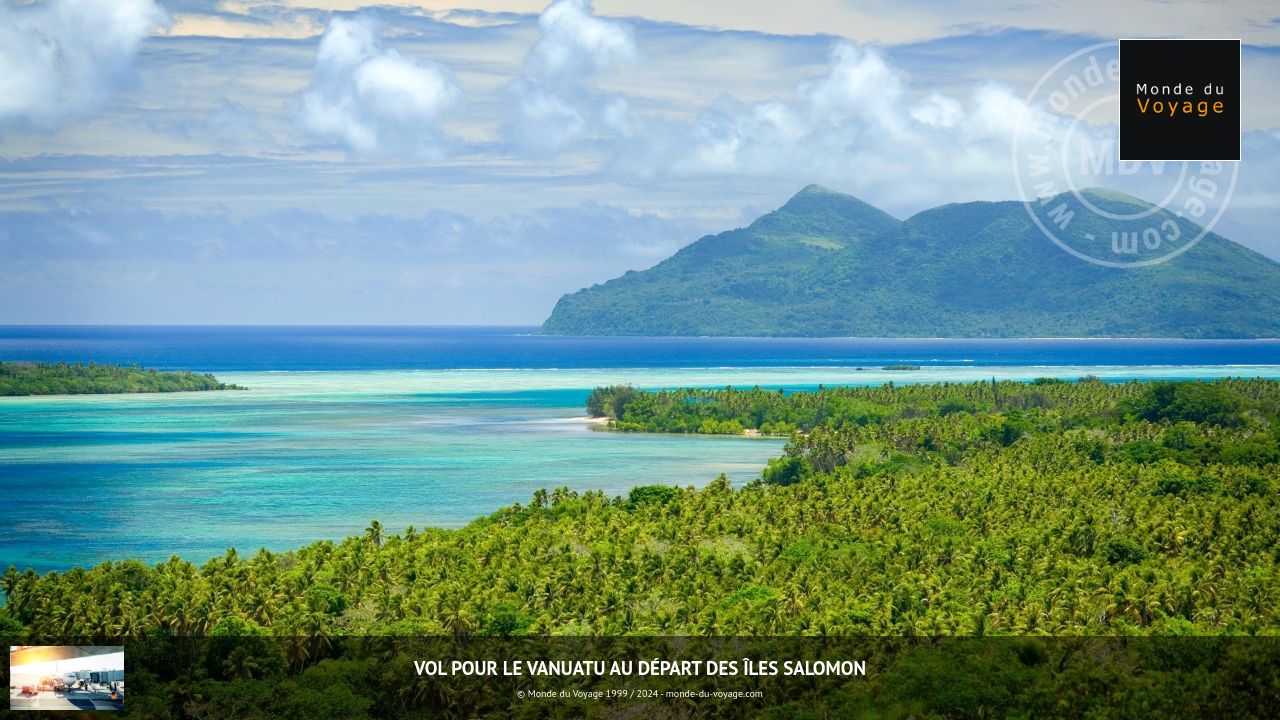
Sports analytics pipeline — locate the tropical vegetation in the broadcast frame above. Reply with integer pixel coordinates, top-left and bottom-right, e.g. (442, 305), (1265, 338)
(0, 361), (244, 396)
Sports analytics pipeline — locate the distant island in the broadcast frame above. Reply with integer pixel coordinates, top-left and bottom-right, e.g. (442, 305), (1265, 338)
(542, 185), (1280, 338)
(0, 361), (245, 396)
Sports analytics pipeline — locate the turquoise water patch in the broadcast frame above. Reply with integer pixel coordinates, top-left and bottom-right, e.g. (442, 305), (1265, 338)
(0, 375), (783, 572)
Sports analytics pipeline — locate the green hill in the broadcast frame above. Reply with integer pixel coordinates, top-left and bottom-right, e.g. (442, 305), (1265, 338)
(541, 185), (1280, 337)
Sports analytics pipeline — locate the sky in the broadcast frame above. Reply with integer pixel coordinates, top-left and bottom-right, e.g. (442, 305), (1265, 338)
(2, 0), (1279, 324)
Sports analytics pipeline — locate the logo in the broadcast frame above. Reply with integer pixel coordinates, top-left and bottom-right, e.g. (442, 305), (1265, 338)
(1119, 39), (1241, 161)
(1012, 41), (1239, 268)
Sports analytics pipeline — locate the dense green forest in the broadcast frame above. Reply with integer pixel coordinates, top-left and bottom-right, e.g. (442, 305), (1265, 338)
(0, 361), (244, 396)
(541, 185), (1280, 337)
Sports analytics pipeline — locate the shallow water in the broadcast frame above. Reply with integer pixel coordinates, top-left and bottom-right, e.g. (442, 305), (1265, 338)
(0, 376), (785, 572)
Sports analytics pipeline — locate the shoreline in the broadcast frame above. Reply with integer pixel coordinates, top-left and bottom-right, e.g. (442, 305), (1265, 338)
(567, 415), (779, 438)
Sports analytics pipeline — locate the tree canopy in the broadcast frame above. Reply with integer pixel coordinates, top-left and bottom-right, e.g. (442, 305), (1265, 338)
(0, 361), (244, 396)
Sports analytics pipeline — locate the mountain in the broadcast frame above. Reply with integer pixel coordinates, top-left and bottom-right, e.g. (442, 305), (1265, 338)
(541, 185), (1280, 338)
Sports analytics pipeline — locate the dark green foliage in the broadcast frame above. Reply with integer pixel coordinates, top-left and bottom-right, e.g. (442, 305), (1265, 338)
(0, 608), (24, 634)
(480, 601), (535, 638)
(1216, 434), (1280, 466)
(307, 585), (350, 616)
(591, 379), (1280, 478)
(585, 386), (609, 417)
(938, 398), (976, 416)
(1225, 470), (1271, 497)
(1124, 381), (1250, 427)
(591, 378), (1079, 436)
(760, 456), (805, 486)
(0, 360), (244, 395)
(1154, 473), (1220, 497)
(585, 384), (638, 418)
(542, 186), (1280, 337)
(210, 616), (271, 637)
(1118, 439), (1169, 464)
(627, 484), (678, 506)
(984, 416), (1030, 446)
(206, 617), (285, 681)
(1102, 537), (1148, 566)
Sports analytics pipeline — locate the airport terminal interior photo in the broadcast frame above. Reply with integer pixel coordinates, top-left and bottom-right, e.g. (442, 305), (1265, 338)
(8, 645), (124, 712)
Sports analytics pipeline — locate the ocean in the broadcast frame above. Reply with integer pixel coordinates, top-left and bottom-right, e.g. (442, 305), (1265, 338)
(3, 326), (1280, 573)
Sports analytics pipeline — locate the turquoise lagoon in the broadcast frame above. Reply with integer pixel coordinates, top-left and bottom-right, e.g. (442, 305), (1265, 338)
(5, 363), (1280, 572)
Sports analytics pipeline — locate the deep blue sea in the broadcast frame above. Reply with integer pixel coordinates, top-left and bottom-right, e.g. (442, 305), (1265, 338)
(5, 325), (1280, 370)
(3, 326), (1280, 574)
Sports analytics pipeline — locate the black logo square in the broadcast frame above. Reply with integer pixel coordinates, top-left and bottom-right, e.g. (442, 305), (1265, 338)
(1119, 39), (1240, 161)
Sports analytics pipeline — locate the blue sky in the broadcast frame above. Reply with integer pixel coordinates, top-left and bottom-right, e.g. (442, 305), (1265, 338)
(2, 0), (1279, 324)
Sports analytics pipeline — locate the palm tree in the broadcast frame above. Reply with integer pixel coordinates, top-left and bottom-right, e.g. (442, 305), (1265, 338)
(223, 646), (264, 680)
(366, 520), (386, 548)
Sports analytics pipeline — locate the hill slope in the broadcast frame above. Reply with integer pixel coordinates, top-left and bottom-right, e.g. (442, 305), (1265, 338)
(540, 186), (1280, 338)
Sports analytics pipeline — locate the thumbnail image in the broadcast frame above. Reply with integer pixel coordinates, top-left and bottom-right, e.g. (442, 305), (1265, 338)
(8, 646), (124, 712)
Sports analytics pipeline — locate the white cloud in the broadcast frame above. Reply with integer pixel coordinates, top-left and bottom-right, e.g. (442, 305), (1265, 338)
(802, 44), (907, 138)
(524, 0), (635, 86)
(299, 15), (462, 156)
(504, 0), (635, 153)
(595, 42), (1037, 211)
(0, 0), (167, 128)
(910, 95), (962, 129)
